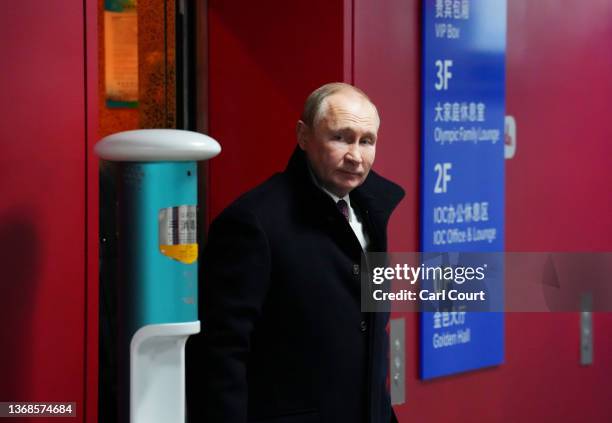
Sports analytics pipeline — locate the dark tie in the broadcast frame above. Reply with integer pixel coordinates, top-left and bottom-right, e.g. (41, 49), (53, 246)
(336, 199), (349, 221)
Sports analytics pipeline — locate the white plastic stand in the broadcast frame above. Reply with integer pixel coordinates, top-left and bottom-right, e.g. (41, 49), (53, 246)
(130, 322), (200, 423)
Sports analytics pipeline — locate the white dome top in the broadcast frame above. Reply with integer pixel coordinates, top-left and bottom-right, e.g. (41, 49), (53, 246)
(94, 129), (221, 162)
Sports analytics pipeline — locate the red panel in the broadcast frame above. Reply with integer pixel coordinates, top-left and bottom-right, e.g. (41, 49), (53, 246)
(0, 1), (86, 421)
(207, 0), (346, 220)
(85, 0), (100, 422)
(354, 0), (612, 422)
(502, 0), (612, 420)
(505, 0), (612, 251)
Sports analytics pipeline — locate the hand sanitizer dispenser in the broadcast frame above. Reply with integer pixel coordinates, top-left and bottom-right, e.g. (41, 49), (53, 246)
(95, 129), (220, 423)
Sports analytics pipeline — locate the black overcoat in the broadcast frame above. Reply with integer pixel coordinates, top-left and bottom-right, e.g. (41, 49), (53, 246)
(187, 147), (404, 423)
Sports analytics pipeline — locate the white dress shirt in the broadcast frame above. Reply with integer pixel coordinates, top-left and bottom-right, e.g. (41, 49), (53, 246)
(317, 184), (370, 252)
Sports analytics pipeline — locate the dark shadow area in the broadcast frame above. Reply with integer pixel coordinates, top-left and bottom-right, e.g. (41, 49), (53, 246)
(98, 161), (119, 423)
(0, 209), (40, 401)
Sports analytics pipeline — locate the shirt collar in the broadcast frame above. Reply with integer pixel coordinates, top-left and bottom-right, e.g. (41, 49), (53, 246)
(320, 185), (350, 206)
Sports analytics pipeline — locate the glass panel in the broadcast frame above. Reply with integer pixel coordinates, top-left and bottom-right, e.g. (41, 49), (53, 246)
(99, 0), (176, 137)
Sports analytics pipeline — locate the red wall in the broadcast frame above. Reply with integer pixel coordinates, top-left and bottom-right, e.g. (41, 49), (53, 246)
(206, 0), (348, 218)
(0, 1), (99, 421)
(505, 0), (612, 251)
(355, 0), (612, 422)
(0, 0), (91, 421)
(208, 0), (612, 422)
(502, 1), (612, 421)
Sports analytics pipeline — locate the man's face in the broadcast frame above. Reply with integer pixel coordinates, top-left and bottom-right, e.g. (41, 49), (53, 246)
(297, 91), (379, 198)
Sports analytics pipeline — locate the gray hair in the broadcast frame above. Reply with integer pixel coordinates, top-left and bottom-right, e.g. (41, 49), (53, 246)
(300, 82), (377, 127)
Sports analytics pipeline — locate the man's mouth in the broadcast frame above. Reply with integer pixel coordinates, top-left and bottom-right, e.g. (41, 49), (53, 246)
(338, 169), (362, 177)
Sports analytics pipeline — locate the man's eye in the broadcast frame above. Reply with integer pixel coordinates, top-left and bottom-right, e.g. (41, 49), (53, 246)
(332, 134), (342, 140)
(360, 139), (373, 145)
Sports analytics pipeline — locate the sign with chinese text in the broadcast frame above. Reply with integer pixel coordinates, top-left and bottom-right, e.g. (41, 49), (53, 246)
(420, 0), (506, 379)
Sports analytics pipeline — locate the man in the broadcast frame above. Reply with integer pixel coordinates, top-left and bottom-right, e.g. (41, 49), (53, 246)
(187, 83), (404, 423)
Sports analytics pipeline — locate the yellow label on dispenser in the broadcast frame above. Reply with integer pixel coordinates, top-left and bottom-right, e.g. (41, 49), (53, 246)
(159, 243), (198, 264)
(158, 205), (198, 264)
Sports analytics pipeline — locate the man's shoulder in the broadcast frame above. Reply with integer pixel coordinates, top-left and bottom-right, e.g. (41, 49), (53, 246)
(214, 171), (296, 224)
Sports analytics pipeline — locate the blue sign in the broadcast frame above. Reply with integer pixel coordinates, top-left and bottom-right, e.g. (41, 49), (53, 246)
(420, 0), (506, 379)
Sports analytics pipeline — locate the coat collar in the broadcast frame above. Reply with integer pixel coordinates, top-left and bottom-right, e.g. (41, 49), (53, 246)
(285, 146), (405, 219)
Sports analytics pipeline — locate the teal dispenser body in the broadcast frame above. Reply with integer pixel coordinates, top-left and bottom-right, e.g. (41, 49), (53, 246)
(122, 161), (198, 328)
(95, 129), (220, 423)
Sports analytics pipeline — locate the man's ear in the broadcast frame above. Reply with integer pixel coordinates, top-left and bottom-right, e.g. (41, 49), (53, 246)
(296, 120), (308, 150)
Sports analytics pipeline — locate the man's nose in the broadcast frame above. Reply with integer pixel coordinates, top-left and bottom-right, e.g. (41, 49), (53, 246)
(345, 143), (363, 164)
